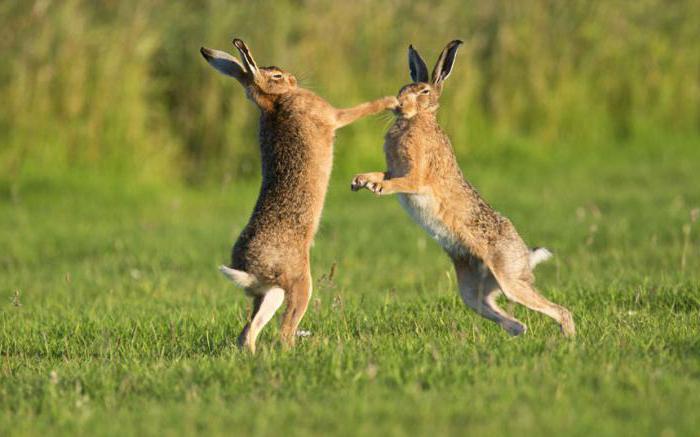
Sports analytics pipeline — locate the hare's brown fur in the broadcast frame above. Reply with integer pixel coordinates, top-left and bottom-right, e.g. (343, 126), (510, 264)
(352, 41), (575, 337)
(202, 39), (397, 352)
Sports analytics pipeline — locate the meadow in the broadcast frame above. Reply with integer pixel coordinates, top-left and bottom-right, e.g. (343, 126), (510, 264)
(2, 138), (700, 435)
(1, 0), (700, 435)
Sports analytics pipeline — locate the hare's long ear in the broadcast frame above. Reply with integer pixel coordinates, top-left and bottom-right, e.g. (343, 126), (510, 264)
(232, 38), (259, 77)
(431, 40), (463, 89)
(408, 45), (429, 83)
(200, 47), (247, 82)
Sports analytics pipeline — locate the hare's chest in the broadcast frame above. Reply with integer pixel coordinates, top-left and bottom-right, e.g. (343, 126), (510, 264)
(398, 193), (465, 256)
(384, 140), (415, 176)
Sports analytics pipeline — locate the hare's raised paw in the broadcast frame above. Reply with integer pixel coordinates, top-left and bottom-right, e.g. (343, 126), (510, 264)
(351, 174), (374, 191)
(351, 172), (387, 193)
(365, 181), (385, 195)
(383, 96), (400, 110)
(350, 175), (366, 191)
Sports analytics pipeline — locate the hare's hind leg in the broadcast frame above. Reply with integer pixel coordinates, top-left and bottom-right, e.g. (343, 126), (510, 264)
(279, 265), (312, 347)
(238, 287), (285, 353)
(489, 263), (575, 337)
(454, 257), (527, 336)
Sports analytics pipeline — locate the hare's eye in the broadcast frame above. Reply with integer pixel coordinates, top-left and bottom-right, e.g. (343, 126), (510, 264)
(272, 73), (283, 80)
(420, 89), (430, 95)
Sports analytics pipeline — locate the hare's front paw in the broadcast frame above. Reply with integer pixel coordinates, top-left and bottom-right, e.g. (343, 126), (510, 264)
(351, 174), (371, 191)
(364, 181), (385, 195)
(383, 96), (399, 110)
(351, 173), (386, 194)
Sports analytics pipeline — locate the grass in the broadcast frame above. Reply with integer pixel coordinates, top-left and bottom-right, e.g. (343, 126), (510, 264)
(3, 0), (699, 181)
(1, 139), (700, 436)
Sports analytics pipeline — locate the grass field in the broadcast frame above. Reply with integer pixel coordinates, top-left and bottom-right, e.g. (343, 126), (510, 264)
(2, 138), (700, 436)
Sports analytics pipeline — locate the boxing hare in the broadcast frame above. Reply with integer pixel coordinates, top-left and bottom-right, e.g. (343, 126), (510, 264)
(351, 40), (575, 337)
(201, 39), (397, 352)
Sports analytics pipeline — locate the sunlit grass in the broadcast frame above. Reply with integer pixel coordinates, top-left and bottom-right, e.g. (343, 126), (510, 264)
(1, 141), (699, 435)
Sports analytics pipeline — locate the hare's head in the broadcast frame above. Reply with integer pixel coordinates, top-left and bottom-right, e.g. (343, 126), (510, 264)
(394, 40), (463, 119)
(201, 39), (297, 108)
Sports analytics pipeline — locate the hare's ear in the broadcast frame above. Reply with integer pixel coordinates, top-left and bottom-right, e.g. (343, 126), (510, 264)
(200, 47), (247, 82)
(431, 40), (463, 89)
(408, 45), (429, 83)
(232, 38), (259, 77)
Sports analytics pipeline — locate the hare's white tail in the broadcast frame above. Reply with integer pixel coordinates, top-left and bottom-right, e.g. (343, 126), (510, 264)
(529, 247), (553, 269)
(219, 265), (259, 289)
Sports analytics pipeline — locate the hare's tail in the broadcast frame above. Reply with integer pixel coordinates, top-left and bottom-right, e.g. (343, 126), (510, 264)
(529, 247), (553, 269)
(219, 265), (259, 289)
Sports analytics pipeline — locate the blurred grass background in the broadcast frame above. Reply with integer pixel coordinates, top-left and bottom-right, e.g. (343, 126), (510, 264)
(1, 0), (698, 184)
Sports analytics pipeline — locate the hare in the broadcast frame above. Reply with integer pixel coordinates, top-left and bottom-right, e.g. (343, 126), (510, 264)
(201, 38), (397, 352)
(351, 41), (575, 337)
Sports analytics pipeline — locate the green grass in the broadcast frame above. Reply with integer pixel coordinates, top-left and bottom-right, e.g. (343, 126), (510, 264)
(3, 0), (699, 181)
(2, 141), (700, 436)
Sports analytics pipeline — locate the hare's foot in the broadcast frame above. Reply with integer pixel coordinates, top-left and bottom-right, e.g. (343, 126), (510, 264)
(351, 172), (385, 191)
(501, 319), (527, 336)
(237, 288), (285, 354)
(365, 181), (385, 195)
(279, 269), (312, 348)
(489, 267), (576, 339)
(559, 308), (576, 337)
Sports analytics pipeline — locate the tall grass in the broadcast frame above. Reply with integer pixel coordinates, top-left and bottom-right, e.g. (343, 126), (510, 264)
(1, 0), (698, 183)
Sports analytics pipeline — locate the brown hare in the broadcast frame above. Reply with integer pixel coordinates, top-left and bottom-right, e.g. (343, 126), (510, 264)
(351, 40), (575, 337)
(201, 39), (398, 353)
